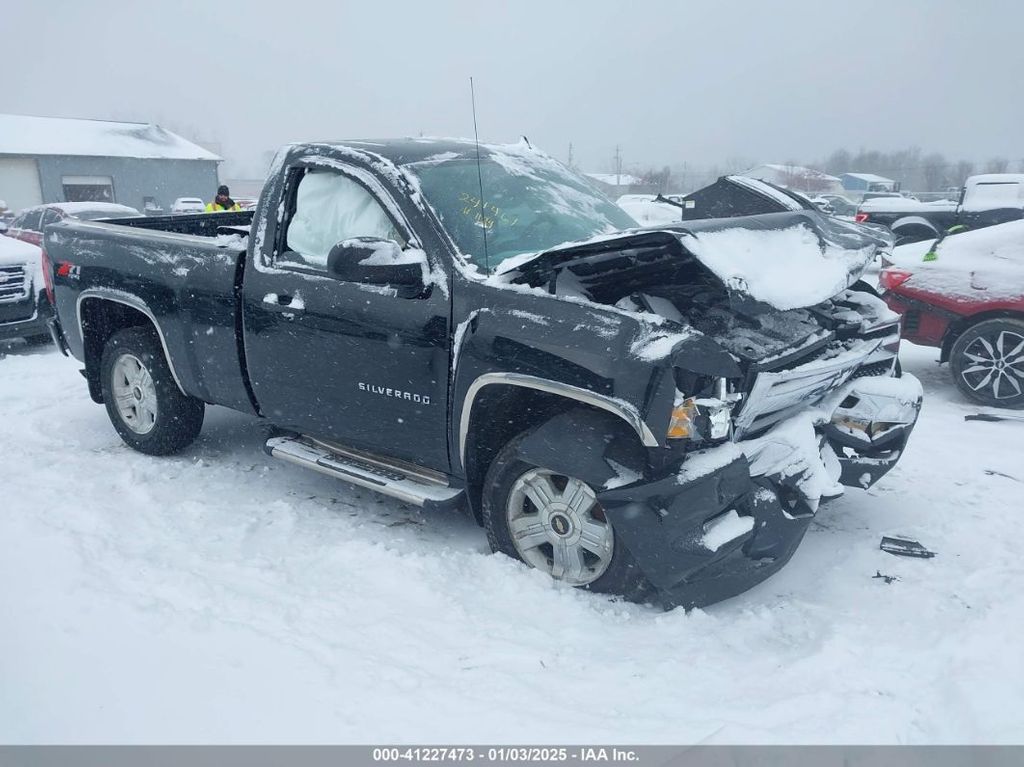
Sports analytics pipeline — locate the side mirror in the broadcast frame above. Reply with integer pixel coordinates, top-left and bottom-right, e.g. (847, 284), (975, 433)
(326, 237), (426, 296)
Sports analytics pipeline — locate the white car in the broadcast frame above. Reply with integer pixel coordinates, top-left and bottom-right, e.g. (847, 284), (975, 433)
(171, 197), (206, 214)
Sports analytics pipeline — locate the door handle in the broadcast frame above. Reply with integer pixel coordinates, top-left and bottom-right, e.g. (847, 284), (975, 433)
(262, 293), (304, 315)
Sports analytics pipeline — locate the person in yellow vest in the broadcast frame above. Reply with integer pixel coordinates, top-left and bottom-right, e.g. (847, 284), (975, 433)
(205, 185), (241, 212)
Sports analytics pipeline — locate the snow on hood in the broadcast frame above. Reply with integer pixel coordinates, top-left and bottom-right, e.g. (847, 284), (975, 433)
(0, 235), (41, 267)
(892, 218), (1024, 266)
(511, 211), (891, 312)
(0, 235), (43, 296)
(677, 212), (887, 310)
(890, 219), (1024, 300)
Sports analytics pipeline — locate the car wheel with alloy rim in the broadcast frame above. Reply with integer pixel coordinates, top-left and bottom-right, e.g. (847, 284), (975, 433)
(950, 318), (1024, 408)
(482, 430), (652, 600)
(100, 326), (205, 454)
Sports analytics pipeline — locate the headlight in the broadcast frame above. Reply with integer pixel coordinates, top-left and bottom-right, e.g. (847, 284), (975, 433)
(667, 378), (740, 442)
(667, 395), (699, 439)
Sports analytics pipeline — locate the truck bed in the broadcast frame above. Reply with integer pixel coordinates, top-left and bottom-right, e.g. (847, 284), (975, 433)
(45, 215), (256, 414)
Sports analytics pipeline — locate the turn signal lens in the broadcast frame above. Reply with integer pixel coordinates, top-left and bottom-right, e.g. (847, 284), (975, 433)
(667, 397), (698, 439)
(855, 212), (869, 223)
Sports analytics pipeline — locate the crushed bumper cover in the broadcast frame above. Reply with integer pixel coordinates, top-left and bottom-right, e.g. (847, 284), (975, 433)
(596, 373), (923, 609)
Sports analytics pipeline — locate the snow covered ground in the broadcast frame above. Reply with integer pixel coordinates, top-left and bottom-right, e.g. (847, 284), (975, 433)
(1, 341), (1022, 744)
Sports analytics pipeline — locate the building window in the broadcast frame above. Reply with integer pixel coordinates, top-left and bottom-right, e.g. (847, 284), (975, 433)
(62, 175), (115, 203)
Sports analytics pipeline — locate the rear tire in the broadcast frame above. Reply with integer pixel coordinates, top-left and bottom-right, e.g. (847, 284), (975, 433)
(100, 326), (205, 454)
(482, 432), (653, 601)
(950, 318), (1024, 409)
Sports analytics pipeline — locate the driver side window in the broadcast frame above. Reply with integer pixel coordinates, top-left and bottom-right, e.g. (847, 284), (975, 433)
(281, 169), (403, 270)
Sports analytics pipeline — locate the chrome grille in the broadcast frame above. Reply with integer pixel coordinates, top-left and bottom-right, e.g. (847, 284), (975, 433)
(0, 265), (29, 303)
(735, 340), (882, 438)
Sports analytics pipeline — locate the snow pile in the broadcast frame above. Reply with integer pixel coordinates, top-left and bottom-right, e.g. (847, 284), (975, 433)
(681, 222), (876, 310)
(1, 346), (1023, 743)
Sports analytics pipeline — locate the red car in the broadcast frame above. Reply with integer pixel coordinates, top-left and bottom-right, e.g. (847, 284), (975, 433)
(3, 202), (142, 247)
(881, 220), (1024, 408)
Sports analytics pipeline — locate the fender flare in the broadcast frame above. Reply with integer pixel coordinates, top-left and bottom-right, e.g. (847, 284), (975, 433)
(459, 372), (659, 470)
(890, 215), (939, 236)
(76, 288), (188, 395)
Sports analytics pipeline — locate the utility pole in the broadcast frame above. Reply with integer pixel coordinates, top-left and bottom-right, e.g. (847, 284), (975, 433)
(614, 144), (622, 187)
(567, 142), (574, 168)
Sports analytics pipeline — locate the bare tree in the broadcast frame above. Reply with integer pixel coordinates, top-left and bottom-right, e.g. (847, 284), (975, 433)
(954, 161), (975, 187)
(985, 157), (1010, 173)
(822, 149), (852, 176)
(922, 153), (947, 192)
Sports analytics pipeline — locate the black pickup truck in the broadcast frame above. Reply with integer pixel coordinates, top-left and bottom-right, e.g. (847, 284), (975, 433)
(856, 173), (1024, 244)
(44, 138), (922, 608)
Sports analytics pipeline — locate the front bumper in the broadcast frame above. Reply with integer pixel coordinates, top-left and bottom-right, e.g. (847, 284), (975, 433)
(597, 373), (923, 609)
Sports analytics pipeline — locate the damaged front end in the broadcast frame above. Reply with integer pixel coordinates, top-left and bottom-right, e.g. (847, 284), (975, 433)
(500, 212), (921, 608)
(591, 372), (922, 610)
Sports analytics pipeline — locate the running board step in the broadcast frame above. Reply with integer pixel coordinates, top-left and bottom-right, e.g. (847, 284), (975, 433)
(265, 435), (464, 510)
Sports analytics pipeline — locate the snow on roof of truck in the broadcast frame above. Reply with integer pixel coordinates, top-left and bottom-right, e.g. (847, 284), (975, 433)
(967, 174), (1024, 185)
(0, 114), (221, 161)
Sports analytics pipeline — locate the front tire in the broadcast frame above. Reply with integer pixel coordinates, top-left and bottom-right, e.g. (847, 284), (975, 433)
(950, 318), (1024, 408)
(100, 326), (205, 454)
(482, 432), (652, 601)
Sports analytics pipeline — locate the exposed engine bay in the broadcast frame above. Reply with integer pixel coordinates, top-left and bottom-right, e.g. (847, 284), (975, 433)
(509, 234), (898, 372)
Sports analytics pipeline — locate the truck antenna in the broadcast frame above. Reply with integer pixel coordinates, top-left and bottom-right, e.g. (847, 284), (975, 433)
(470, 76), (490, 272)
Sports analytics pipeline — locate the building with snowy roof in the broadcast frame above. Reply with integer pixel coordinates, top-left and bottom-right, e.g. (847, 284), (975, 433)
(739, 164), (844, 195)
(0, 114), (221, 214)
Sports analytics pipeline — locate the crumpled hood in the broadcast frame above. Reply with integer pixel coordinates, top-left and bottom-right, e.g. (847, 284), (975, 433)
(506, 211), (893, 311)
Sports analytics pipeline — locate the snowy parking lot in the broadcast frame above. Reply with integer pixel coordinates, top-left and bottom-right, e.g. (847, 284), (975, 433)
(1, 340), (1022, 744)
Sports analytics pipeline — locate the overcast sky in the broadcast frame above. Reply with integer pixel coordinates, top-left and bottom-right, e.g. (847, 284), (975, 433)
(6, 0), (1023, 177)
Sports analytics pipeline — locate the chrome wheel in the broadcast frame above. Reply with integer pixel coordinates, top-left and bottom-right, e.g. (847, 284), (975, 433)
(111, 353), (158, 434)
(959, 330), (1024, 401)
(505, 468), (614, 586)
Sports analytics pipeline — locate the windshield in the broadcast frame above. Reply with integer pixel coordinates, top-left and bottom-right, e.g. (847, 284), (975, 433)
(406, 152), (637, 270)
